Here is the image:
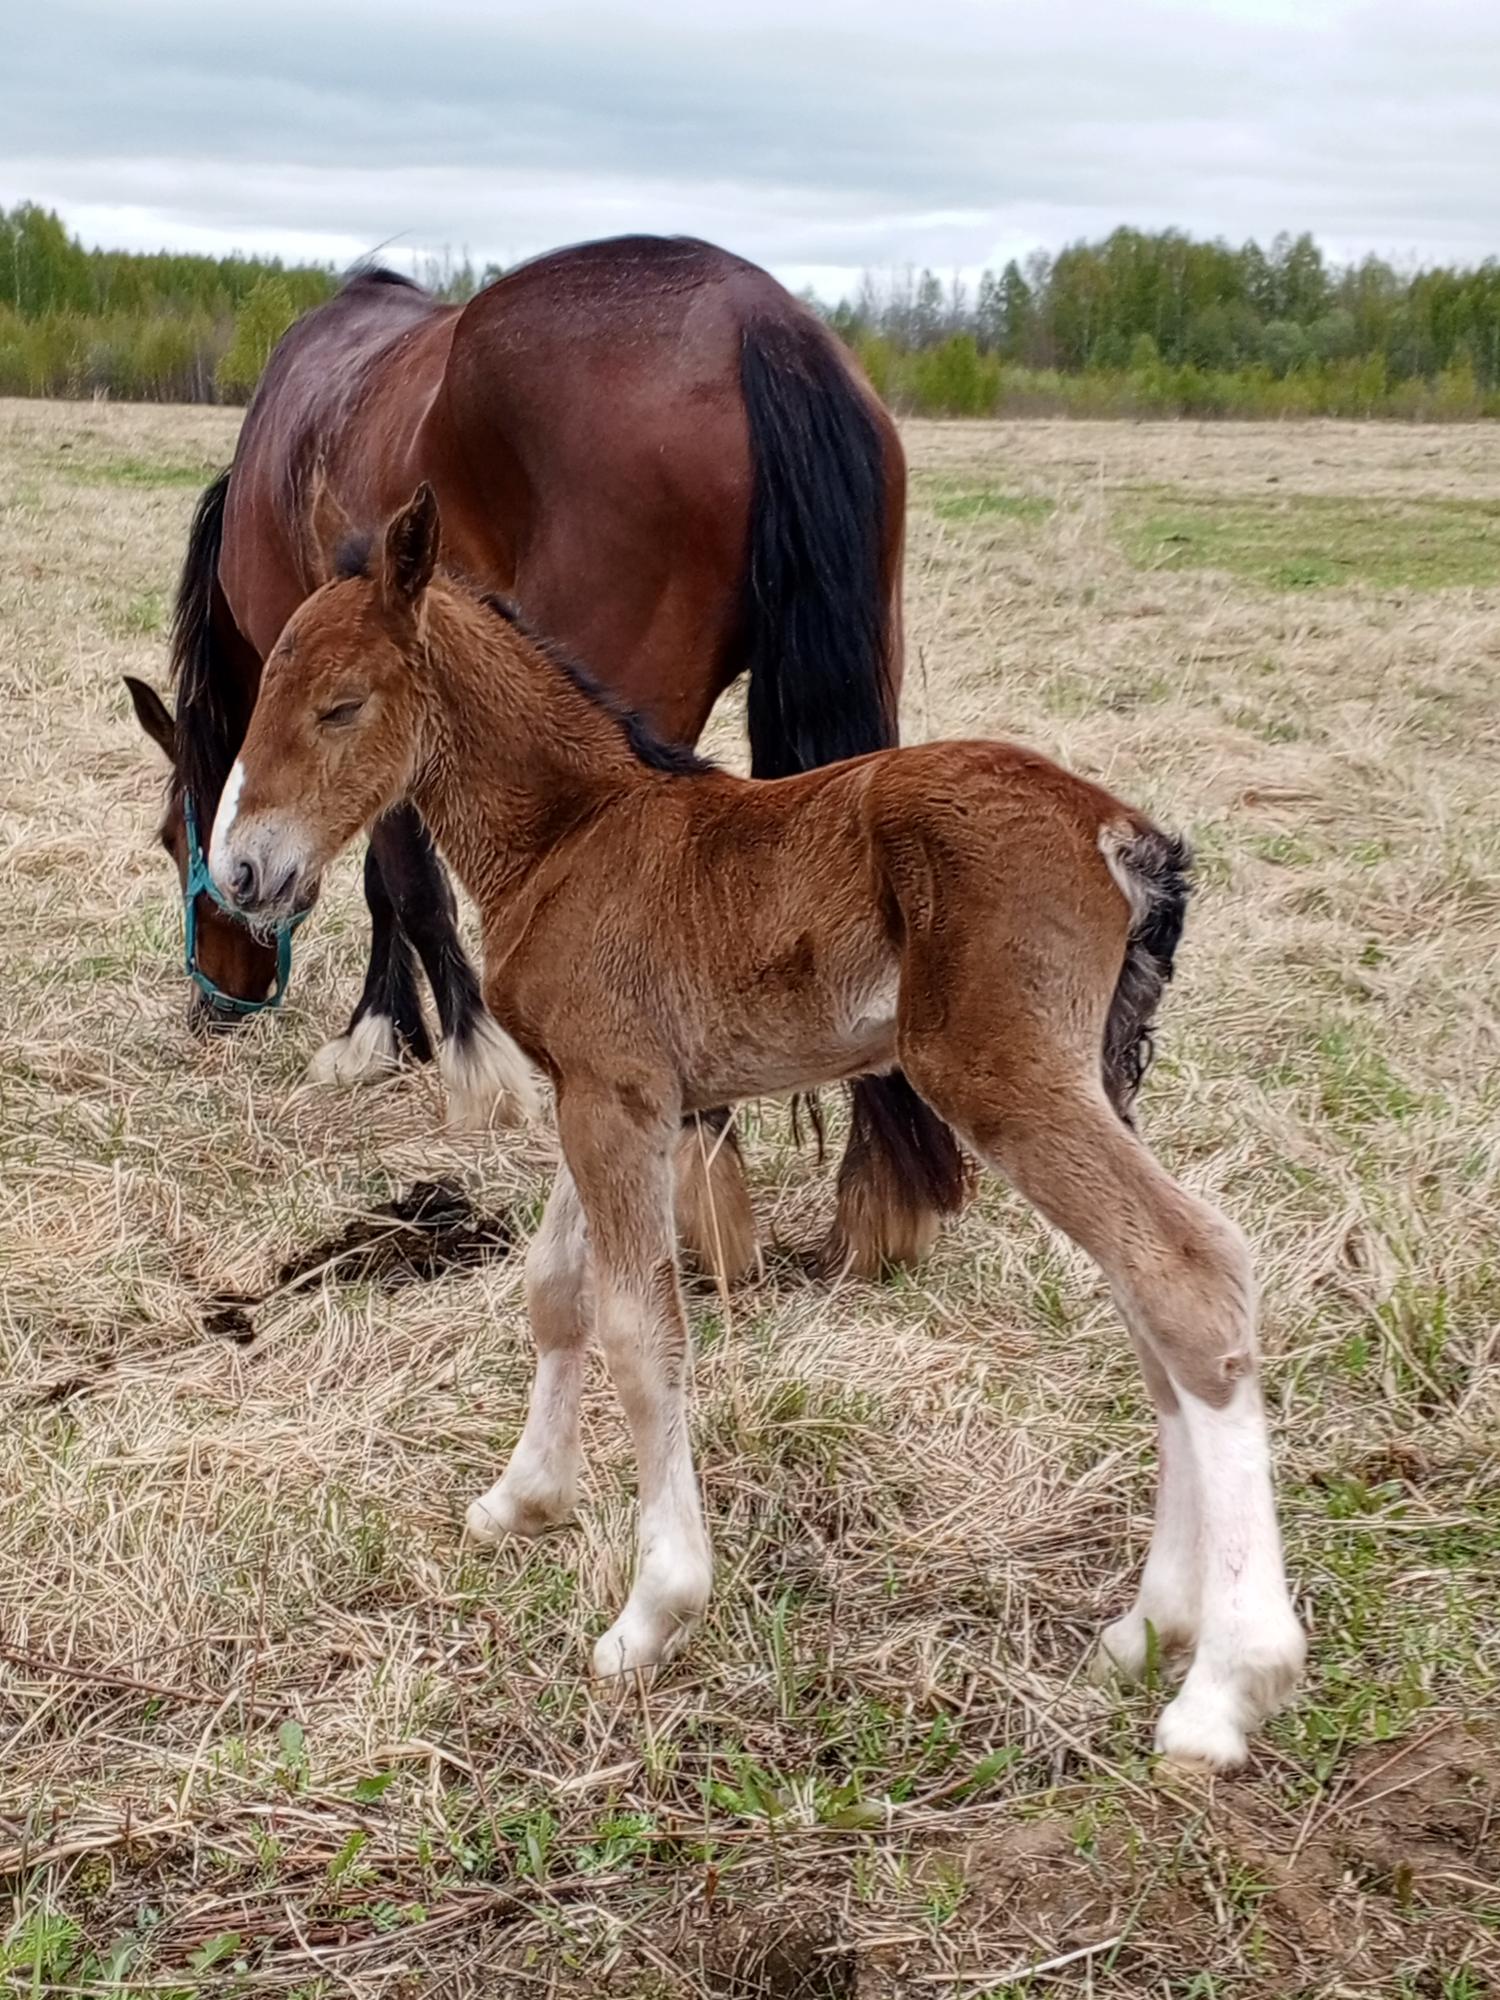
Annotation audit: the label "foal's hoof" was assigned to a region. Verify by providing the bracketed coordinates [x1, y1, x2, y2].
[1091, 1610, 1195, 1685]
[305, 1014, 400, 1088]
[1151, 1619, 1305, 1774]
[591, 1561, 711, 1680]
[465, 1483, 574, 1544]
[591, 1608, 696, 1681]
[1153, 1688, 1250, 1773]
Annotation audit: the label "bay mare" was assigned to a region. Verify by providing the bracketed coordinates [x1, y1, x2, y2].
[206, 488, 1305, 1770]
[125, 233, 965, 1279]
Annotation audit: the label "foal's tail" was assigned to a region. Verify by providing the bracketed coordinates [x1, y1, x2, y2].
[1101, 825, 1194, 1124]
[738, 314, 967, 1271]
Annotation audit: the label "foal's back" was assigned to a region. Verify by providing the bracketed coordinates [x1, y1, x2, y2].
[484, 740, 1142, 1111]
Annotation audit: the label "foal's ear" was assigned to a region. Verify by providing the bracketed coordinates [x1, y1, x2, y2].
[381, 483, 441, 614]
[123, 675, 175, 761]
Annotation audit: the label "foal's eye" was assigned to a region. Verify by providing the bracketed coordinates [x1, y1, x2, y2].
[317, 698, 365, 728]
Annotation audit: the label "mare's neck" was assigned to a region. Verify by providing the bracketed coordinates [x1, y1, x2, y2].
[407, 588, 655, 906]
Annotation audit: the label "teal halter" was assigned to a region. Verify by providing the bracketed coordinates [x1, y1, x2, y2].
[181, 791, 308, 1013]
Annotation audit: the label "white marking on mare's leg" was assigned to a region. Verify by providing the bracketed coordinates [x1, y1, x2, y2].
[304, 1011, 401, 1088]
[1096, 1404, 1202, 1681]
[440, 1009, 542, 1130]
[207, 759, 246, 877]
[467, 1172, 588, 1543]
[1154, 1380, 1305, 1770]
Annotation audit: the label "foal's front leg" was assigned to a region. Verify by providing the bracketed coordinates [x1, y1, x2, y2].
[467, 1168, 590, 1543]
[564, 1090, 713, 1677]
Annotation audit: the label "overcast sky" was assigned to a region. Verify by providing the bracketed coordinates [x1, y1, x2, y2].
[5, 0, 1497, 296]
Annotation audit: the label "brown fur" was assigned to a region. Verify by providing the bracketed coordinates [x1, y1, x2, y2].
[213, 490, 1304, 1762]
[133, 235, 961, 1271]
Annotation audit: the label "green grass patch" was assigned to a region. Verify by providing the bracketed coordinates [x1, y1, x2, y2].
[931, 486, 1053, 527]
[107, 588, 168, 637]
[63, 454, 219, 489]
[1122, 491, 1500, 591]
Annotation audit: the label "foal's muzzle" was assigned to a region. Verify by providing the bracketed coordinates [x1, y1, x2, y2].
[226, 858, 309, 928]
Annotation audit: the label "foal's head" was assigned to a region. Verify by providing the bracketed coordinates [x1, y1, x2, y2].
[208, 485, 441, 929]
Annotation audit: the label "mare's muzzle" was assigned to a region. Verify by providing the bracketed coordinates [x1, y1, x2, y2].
[181, 791, 307, 1016]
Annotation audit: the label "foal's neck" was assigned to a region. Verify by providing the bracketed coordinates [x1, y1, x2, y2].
[408, 588, 662, 902]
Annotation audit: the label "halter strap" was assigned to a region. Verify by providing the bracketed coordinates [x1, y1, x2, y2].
[181, 791, 307, 1013]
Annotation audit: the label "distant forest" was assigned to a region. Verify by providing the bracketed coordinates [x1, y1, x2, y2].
[4, 202, 1499, 418]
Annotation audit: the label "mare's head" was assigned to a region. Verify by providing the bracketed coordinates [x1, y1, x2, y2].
[125, 676, 282, 1031]
[205, 485, 441, 933]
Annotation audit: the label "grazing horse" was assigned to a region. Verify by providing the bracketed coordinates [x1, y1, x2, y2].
[125, 233, 965, 1280]
[207, 486, 1305, 1769]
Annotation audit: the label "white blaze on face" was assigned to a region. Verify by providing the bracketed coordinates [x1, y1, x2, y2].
[207, 760, 246, 893]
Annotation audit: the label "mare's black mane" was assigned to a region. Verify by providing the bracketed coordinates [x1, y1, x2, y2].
[341, 262, 427, 294]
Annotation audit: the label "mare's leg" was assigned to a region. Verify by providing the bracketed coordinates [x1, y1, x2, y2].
[906, 1044, 1302, 1769]
[371, 805, 538, 1129]
[672, 1109, 759, 1286]
[560, 1084, 713, 1676]
[467, 1168, 589, 1541]
[306, 844, 430, 1085]
[821, 1073, 967, 1278]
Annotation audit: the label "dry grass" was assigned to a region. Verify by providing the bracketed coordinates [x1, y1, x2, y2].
[2, 400, 1499, 1998]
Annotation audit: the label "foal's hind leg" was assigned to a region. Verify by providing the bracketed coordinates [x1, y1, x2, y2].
[909, 1055, 1303, 1769]
[467, 1168, 589, 1543]
[1093, 1335, 1202, 1679]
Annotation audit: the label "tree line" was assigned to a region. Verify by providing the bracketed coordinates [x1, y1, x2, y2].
[0, 204, 483, 402]
[827, 229, 1500, 418]
[3, 203, 1498, 418]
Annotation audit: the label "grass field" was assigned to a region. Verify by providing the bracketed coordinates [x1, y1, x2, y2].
[2, 399, 1498, 1998]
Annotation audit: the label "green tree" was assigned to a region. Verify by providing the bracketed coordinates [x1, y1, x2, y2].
[216, 277, 298, 400]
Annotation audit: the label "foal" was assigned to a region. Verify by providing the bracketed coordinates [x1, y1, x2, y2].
[211, 487, 1304, 1769]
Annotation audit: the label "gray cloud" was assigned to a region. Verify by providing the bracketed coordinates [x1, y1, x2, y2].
[6, 0, 1499, 294]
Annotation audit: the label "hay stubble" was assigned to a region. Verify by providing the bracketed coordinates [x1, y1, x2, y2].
[2, 401, 1498, 1995]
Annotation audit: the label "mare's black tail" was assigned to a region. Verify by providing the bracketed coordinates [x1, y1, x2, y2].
[169, 467, 238, 807]
[738, 317, 967, 1269]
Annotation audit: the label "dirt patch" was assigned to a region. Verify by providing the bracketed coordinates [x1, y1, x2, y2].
[666, 1909, 859, 1999]
[201, 1293, 258, 1344]
[1329, 1723, 1500, 1908]
[272, 1179, 513, 1293]
[16, 1185, 513, 1402]
[194, 1180, 513, 1346]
